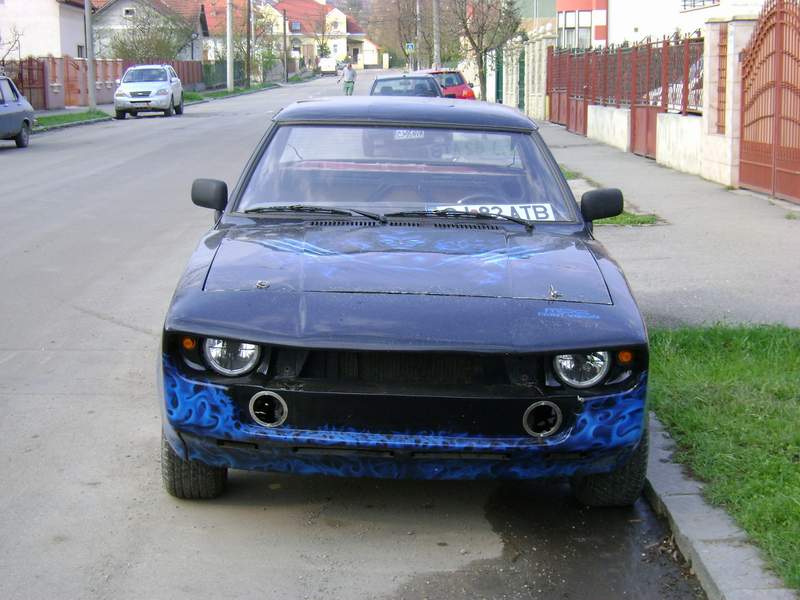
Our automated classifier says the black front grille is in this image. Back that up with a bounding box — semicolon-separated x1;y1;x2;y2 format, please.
131;91;151;98
300;350;510;386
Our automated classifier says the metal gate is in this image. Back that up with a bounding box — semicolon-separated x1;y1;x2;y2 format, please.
1;59;46;109
630;45;661;158
740;0;800;204
566;50;588;136
517;49;526;110
63;57;85;107
495;49;504;103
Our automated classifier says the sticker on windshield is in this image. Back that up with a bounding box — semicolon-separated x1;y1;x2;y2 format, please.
436;204;556;221
394;129;425;140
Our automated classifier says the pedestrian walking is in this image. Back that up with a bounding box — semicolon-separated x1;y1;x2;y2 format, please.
338;63;357;96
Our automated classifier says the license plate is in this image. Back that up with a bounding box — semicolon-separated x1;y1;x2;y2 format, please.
394;129;425;140
436;203;556;221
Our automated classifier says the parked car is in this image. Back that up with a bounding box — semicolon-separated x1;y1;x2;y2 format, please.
0;75;34;148
416;68;476;100
370;74;448;97
113;64;183;119
160;97;649;507
318;57;338;76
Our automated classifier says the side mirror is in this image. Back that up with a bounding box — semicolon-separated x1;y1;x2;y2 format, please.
468;82;474;88
115;79;121;86
192;178;228;212
580;188;623;221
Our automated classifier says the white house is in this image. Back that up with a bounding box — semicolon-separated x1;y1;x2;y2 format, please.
607;0;767;44
91;0;208;60
0;0;87;58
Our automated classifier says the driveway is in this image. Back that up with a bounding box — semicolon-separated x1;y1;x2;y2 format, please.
0;77;702;599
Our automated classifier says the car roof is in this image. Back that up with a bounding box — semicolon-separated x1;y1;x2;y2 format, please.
373;74;438;81
416;69;460;74
273;97;536;132
126;64;170;70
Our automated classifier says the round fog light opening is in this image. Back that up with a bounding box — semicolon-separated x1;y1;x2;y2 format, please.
523;401;563;438
249;391;288;428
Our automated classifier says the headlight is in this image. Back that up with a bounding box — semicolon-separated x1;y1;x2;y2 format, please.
115;90;128;97
155;88;169;95
553;351;610;389
203;338;261;376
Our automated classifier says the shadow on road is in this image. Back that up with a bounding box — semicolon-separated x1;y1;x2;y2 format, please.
208;472;704;599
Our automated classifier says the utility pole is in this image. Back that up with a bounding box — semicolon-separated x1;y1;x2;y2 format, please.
432;0;441;68
415;0;421;70
226;0;234;92
83;0;96;110
283;9;289;83
246;0;252;88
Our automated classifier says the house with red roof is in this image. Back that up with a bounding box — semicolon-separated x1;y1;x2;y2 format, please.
92;0;209;60
272;0;379;68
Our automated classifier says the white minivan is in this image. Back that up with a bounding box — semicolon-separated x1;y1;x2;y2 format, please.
318;57;338;76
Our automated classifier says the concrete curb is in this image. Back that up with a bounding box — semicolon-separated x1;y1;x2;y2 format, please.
645;414;797;600
32;116;113;134
196;84;280;101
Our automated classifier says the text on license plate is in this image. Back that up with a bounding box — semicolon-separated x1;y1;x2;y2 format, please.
435;204;555;221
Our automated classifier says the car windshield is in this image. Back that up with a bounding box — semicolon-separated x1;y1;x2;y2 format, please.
237;125;575;222
432;72;464;88
372;78;440;97
123;68;168;83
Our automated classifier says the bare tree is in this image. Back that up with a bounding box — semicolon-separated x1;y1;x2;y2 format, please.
449;0;520;99
110;5;194;62
310;4;334;58
0;26;23;63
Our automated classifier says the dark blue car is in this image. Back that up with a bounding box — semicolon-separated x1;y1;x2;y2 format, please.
160;97;649;506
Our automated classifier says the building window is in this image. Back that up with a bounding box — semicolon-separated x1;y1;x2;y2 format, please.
290;20;301;33
77;45;86;58
123;7;135;17
558;10;592;49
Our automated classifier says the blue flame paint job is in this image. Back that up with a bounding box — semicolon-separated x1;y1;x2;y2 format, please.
162;357;646;479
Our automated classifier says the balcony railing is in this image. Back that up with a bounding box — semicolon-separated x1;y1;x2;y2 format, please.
681;0;720;10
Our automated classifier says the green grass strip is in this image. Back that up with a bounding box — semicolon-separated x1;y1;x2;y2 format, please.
560;165;581;180
36;109;109;128
596;211;659;226
650;325;800;589
185;82;278;102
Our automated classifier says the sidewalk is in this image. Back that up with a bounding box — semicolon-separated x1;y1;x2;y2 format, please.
538;121;800;328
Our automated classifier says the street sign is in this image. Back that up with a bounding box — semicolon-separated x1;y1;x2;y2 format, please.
405;42;415;53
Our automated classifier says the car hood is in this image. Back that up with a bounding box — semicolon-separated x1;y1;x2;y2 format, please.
119;82;167;93
203;224;612;304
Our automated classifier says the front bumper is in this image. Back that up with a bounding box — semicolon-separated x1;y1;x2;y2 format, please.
161;358;647;480
115;96;171;111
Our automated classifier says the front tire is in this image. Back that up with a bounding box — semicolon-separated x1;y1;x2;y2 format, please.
174;94;184;115
115;110;126;120
14;122;30;148
571;430;648;507
164;97;174;117
161;433;227;499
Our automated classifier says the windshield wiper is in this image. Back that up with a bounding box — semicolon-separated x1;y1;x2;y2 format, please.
385;209;534;232
243;205;386;223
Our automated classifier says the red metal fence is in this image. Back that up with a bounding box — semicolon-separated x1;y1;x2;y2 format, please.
547;34;704;158
740;0;800;204
1;58;46;109
121;59;203;85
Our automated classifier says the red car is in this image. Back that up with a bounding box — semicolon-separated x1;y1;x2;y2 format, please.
417;69;476;100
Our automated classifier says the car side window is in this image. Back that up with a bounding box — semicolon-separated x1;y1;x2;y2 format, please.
170;67;178;80
0;79;17;103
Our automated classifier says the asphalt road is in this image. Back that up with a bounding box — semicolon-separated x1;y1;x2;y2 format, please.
0;74;702;600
